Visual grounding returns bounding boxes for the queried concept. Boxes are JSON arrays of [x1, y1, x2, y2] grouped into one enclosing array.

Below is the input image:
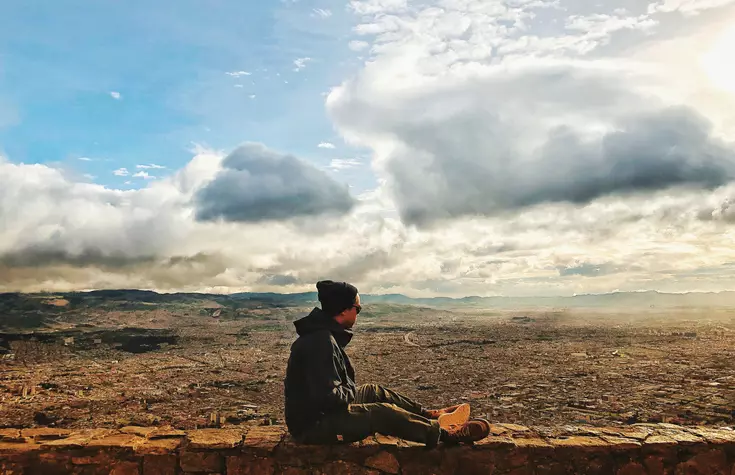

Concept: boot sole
[[437, 403, 471, 430]]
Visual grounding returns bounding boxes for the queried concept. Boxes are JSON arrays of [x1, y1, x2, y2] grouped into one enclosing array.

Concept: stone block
[[274, 439, 330, 467], [499, 424, 532, 433], [513, 438, 552, 448], [0, 430, 23, 443], [0, 461, 24, 475], [675, 449, 729, 475], [364, 451, 400, 474], [473, 435, 514, 448], [320, 460, 380, 475], [71, 453, 116, 466], [535, 463, 569, 475], [644, 455, 670, 475], [86, 434, 143, 450], [146, 426, 187, 440], [548, 436, 609, 449], [143, 455, 177, 475], [685, 428, 735, 444], [644, 435, 678, 447], [453, 449, 496, 475], [41, 429, 116, 449], [121, 427, 157, 438], [329, 439, 382, 465], [656, 429, 704, 445], [180, 451, 223, 473], [617, 462, 646, 475], [20, 428, 72, 441], [0, 442, 40, 456], [276, 467, 303, 475], [598, 435, 643, 449], [135, 437, 183, 455], [243, 427, 285, 454], [186, 429, 244, 449], [226, 455, 275, 475], [398, 447, 453, 475], [110, 461, 141, 475]]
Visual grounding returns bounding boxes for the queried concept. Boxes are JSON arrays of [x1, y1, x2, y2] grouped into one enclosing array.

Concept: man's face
[[336, 293, 361, 329]]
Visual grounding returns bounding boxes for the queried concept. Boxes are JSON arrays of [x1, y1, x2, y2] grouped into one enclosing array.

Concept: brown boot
[[440, 419, 491, 445], [424, 403, 469, 419], [434, 403, 471, 429]]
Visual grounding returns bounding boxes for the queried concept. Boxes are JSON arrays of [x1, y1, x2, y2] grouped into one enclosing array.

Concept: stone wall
[[1, 423, 734, 474]]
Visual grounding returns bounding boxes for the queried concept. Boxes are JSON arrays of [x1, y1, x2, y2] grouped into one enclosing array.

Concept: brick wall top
[[0, 423, 734, 474]]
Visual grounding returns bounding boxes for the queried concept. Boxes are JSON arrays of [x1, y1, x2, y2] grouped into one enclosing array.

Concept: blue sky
[[0, 0, 369, 189]]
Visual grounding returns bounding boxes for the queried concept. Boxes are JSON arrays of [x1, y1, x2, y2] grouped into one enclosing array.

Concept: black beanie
[[317, 280, 358, 317]]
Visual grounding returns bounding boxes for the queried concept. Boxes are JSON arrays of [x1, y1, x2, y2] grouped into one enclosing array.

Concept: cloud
[[225, 71, 251, 77], [348, 40, 370, 52], [113, 168, 129, 177], [312, 8, 332, 18], [648, 0, 735, 15], [0, 158, 189, 276], [110, 91, 121, 100], [133, 171, 156, 180], [293, 57, 312, 72], [249, 95, 256, 99], [78, 157, 93, 162], [83, 174, 96, 180], [317, 142, 336, 149], [193, 143, 355, 223], [329, 57, 735, 226], [328, 158, 362, 171], [136, 164, 166, 170]]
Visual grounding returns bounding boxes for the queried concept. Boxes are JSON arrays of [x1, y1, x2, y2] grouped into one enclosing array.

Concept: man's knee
[[356, 383, 381, 402], [358, 383, 380, 393]]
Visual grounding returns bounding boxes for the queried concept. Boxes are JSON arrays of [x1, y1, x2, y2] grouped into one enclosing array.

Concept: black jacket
[[284, 307, 356, 436]]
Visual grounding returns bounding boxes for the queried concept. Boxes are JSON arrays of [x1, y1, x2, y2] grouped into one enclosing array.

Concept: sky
[[2, 0, 735, 297]]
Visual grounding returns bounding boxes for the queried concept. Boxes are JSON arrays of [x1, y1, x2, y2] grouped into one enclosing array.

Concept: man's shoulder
[[293, 329, 335, 349]]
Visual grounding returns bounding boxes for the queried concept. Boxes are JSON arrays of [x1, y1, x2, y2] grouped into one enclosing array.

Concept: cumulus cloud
[[193, 143, 355, 223], [318, 142, 336, 149], [330, 60, 735, 225], [113, 168, 129, 177], [133, 171, 156, 180], [110, 91, 121, 100]]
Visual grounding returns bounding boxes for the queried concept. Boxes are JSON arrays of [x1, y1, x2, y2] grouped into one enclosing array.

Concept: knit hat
[[317, 280, 358, 317]]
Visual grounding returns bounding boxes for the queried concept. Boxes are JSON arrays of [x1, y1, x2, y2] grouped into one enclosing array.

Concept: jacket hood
[[294, 307, 353, 347]]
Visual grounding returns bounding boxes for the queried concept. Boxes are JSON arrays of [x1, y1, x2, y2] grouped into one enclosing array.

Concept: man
[[284, 280, 491, 447]]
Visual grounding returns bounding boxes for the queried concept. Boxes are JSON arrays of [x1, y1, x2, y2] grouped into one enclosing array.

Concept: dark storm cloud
[[194, 143, 355, 223], [389, 106, 735, 226], [0, 247, 156, 268]]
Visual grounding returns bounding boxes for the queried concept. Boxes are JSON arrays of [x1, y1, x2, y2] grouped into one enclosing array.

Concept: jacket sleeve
[[304, 333, 355, 411]]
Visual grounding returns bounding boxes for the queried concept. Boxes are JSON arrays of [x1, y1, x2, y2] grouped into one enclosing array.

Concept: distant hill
[[4, 289, 735, 310]]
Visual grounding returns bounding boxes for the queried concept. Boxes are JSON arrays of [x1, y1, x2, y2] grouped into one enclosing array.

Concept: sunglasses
[[353, 304, 362, 315]]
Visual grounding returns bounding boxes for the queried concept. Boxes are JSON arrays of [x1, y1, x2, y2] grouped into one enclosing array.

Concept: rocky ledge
[[0, 423, 734, 474]]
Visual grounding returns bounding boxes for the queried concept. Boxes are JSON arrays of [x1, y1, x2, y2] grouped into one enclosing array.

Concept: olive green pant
[[298, 384, 441, 447]]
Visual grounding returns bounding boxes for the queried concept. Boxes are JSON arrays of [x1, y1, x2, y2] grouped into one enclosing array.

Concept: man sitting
[[284, 280, 491, 447]]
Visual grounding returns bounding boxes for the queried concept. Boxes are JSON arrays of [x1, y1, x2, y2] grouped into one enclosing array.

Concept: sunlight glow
[[702, 25, 735, 96]]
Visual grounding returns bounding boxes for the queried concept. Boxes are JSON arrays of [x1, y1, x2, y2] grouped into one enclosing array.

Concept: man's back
[[284, 307, 356, 436]]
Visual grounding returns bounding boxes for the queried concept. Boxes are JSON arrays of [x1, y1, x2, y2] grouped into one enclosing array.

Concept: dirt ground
[[1, 306, 733, 430]]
